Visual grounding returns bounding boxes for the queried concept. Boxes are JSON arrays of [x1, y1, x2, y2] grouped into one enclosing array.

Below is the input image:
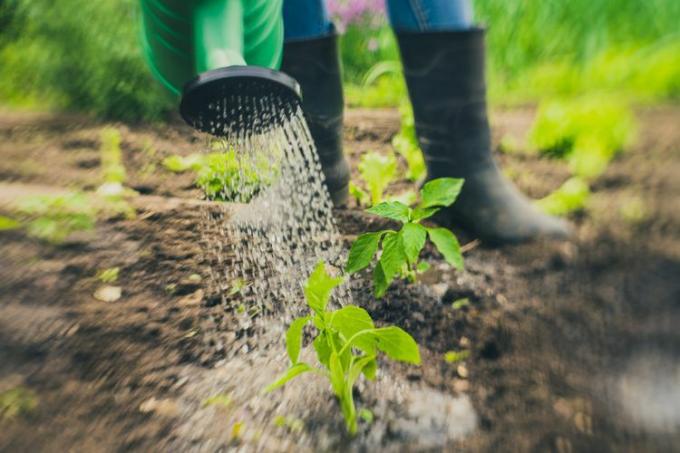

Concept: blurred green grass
[[0, 0, 678, 119]]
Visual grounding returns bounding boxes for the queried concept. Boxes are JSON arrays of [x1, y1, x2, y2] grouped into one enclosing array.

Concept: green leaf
[[265, 363, 315, 392], [427, 227, 464, 270], [366, 201, 410, 223], [346, 232, 383, 274], [379, 232, 407, 281], [411, 206, 440, 222], [358, 152, 397, 205], [329, 352, 346, 398], [0, 216, 21, 231], [330, 306, 376, 354], [286, 316, 310, 364], [304, 261, 344, 313], [400, 223, 427, 265], [420, 178, 464, 209], [371, 326, 421, 365], [313, 332, 331, 368], [444, 350, 470, 364], [373, 262, 389, 298]]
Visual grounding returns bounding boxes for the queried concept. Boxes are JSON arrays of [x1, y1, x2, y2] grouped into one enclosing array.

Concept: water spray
[[140, 0, 301, 134]]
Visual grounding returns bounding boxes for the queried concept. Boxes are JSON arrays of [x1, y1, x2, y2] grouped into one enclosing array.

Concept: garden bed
[[1, 107, 679, 451]]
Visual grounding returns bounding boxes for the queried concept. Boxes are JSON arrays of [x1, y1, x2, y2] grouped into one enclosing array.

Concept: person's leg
[[388, 0, 570, 243], [283, 0, 333, 40], [281, 0, 350, 205], [387, 0, 474, 31]]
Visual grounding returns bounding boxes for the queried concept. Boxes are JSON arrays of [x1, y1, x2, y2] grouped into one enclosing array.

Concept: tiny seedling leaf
[[420, 178, 464, 209], [444, 350, 470, 364], [366, 201, 410, 223], [331, 306, 376, 354], [427, 227, 464, 270], [304, 262, 344, 313], [313, 332, 331, 368], [400, 223, 427, 265], [346, 232, 383, 274], [286, 316, 311, 364], [379, 232, 407, 281], [265, 363, 315, 393], [373, 262, 389, 298], [411, 206, 440, 222], [371, 326, 421, 365], [0, 216, 21, 231]]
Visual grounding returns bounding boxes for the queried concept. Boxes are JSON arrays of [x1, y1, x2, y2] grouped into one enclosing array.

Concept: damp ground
[[0, 107, 679, 451]]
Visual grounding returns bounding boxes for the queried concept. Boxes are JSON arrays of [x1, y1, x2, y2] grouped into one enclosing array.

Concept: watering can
[[140, 0, 301, 134]]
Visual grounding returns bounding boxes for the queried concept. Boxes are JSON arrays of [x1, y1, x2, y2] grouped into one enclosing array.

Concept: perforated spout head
[[179, 66, 302, 136]]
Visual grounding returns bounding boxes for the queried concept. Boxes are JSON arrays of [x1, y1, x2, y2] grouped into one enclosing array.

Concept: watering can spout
[[140, 0, 301, 134]]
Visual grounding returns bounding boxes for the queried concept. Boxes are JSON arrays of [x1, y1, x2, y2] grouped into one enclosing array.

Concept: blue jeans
[[283, 0, 474, 40]]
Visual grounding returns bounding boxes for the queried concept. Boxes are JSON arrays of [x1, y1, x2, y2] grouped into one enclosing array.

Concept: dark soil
[[0, 106, 679, 451]]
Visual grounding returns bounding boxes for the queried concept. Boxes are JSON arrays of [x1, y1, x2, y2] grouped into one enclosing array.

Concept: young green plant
[[346, 178, 465, 298], [265, 262, 421, 435]]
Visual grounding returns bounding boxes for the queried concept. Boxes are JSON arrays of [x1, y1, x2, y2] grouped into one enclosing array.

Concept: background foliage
[[0, 0, 678, 119]]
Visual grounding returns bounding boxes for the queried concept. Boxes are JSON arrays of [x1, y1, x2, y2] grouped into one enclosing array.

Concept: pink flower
[[327, 0, 386, 29]]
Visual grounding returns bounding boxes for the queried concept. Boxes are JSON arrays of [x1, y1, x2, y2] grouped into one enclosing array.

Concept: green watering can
[[140, 0, 301, 134]]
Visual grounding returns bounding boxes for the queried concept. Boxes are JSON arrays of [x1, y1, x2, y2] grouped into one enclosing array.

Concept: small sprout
[[346, 178, 465, 298], [188, 273, 202, 283], [349, 181, 369, 206], [0, 215, 21, 231], [231, 421, 244, 440], [100, 127, 126, 184], [444, 350, 470, 364], [357, 151, 397, 206], [162, 154, 204, 173], [96, 267, 119, 283], [273, 415, 304, 433], [202, 393, 231, 409], [266, 262, 421, 435], [528, 98, 637, 180], [452, 298, 470, 310], [0, 386, 38, 420], [359, 408, 374, 424], [227, 278, 248, 297], [17, 192, 97, 243], [165, 283, 177, 295]]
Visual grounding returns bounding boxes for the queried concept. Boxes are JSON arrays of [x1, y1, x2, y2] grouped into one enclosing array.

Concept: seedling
[[96, 267, 119, 283], [17, 192, 97, 243], [444, 350, 470, 364], [0, 386, 38, 420], [202, 393, 232, 409], [266, 262, 421, 434], [0, 215, 21, 231], [529, 98, 636, 180], [162, 149, 272, 203], [100, 127, 126, 184], [354, 151, 397, 206], [346, 178, 465, 298]]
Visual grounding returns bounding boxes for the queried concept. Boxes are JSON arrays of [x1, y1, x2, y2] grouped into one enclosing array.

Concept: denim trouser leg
[[283, 0, 333, 40], [387, 0, 474, 31], [282, 0, 474, 40]]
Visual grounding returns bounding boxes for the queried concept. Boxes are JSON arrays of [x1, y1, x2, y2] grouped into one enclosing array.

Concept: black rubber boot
[[280, 30, 350, 206], [396, 28, 570, 244]]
